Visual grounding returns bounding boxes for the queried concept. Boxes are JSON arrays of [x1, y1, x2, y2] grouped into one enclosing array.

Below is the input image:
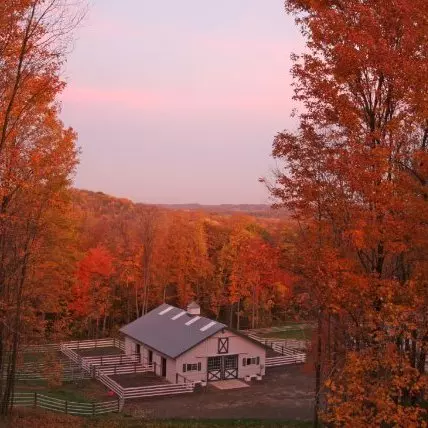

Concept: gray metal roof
[[119, 303, 226, 359]]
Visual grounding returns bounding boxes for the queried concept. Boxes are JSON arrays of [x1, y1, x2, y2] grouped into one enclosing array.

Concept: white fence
[[59, 339, 195, 401], [122, 382, 195, 399], [20, 338, 125, 354], [12, 392, 121, 416], [247, 333, 309, 351], [63, 338, 124, 350], [60, 344, 82, 365], [82, 353, 142, 367], [95, 370, 125, 398], [266, 354, 306, 367], [94, 363, 154, 376], [245, 333, 307, 367]]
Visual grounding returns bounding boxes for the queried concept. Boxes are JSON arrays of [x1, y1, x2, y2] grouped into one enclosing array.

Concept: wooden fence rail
[[82, 353, 142, 367], [265, 354, 306, 367], [63, 338, 124, 350], [246, 333, 309, 351], [94, 370, 125, 398], [94, 363, 154, 376], [122, 382, 195, 399], [12, 392, 121, 416], [21, 338, 125, 354], [60, 344, 81, 365]]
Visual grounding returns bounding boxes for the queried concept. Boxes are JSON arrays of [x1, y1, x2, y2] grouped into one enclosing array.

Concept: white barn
[[119, 302, 266, 384]]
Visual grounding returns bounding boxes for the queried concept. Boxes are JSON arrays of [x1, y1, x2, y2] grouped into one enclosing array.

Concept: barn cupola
[[187, 301, 200, 316]]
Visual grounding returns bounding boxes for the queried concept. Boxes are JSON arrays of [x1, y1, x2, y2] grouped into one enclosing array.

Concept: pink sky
[[60, 0, 303, 204]]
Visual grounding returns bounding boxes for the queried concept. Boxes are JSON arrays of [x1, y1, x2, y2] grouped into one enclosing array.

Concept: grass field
[[10, 409, 313, 428], [86, 419, 313, 428], [260, 329, 313, 340], [15, 379, 110, 402]]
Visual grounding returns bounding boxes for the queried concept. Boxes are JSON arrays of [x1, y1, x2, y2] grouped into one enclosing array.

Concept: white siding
[[176, 330, 265, 382], [124, 336, 136, 355]]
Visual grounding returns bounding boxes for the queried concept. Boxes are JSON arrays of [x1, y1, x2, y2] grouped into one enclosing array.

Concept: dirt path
[[124, 365, 314, 421]]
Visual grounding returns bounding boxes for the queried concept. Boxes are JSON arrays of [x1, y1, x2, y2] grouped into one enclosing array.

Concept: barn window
[[185, 363, 198, 372], [245, 357, 259, 366], [218, 337, 229, 354]]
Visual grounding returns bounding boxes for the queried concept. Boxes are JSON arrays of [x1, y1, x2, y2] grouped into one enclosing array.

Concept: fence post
[[34, 392, 37, 408], [117, 398, 120, 413], [65, 400, 68, 414], [92, 403, 95, 417], [134, 362, 136, 373]]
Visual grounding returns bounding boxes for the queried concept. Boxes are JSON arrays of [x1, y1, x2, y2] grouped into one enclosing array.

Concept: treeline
[[47, 189, 293, 338]]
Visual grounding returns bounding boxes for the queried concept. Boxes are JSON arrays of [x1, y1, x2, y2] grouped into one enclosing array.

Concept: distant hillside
[[158, 203, 290, 219], [72, 189, 287, 218]]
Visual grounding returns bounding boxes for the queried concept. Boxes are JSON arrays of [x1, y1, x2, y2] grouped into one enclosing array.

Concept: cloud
[[61, 84, 294, 115]]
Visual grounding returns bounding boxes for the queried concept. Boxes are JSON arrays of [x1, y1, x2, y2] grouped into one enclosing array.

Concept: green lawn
[[85, 418, 312, 428], [15, 379, 110, 402], [10, 410, 313, 428], [261, 329, 313, 340]]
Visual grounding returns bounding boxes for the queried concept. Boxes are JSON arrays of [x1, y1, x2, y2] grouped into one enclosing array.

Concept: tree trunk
[[314, 311, 323, 428], [252, 285, 256, 329], [229, 303, 234, 329]]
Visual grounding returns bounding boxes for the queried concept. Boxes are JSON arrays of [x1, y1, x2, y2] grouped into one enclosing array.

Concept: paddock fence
[[59, 339, 195, 401], [12, 392, 121, 416], [60, 344, 82, 366], [20, 338, 124, 354], [244, 333, 307, 366], [121, 382, 195, 399], [93, 363, 154, 376], [265, 354, 306, 367], [95, 370, 124, 398], [247, 333, 309, 351], [82, 353, 143, 367], [62, 338, 125, 351]]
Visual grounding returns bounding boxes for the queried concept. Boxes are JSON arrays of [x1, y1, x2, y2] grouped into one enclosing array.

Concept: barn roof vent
[[187, 301, 200, 316]]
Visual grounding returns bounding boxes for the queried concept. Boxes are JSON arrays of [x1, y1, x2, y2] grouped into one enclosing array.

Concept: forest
[[41, 189, 295, 338], [0, 0, 427, 426]]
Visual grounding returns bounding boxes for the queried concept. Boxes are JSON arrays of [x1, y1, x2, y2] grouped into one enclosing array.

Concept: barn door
[[161, 357, 167, 377], [223, 355, 238, 379], [207, 355, 238, 381], [207, 356, 222, 381]]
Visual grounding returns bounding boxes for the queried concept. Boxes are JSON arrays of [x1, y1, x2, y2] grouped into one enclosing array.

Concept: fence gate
[[207, 355, 238, 381]]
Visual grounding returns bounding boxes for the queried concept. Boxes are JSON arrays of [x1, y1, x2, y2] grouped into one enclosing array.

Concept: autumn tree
[[0, 0, 84, 415], [153, 212, 212, 307], [266, 0, 428, 425], [70, 246, 114, 337], [135, 206, 162, 316]]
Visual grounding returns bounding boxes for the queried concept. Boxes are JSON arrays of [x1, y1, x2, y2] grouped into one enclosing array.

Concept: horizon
[[61, 0, 303, 205], [75, 186, 273, 207]]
